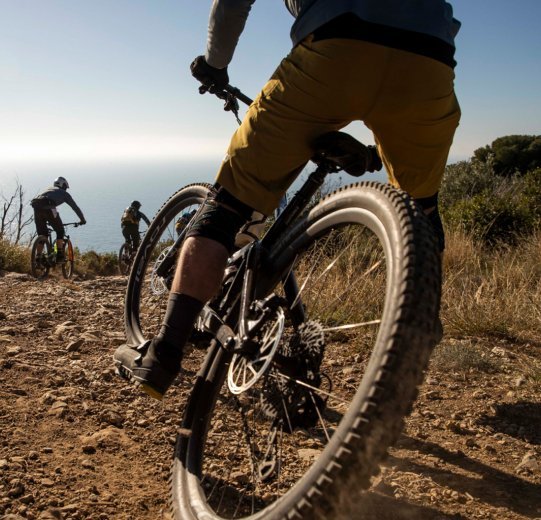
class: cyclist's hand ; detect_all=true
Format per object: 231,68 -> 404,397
190,55 -> 229,91
79,219 -> 86,226
365,146 -> 383,173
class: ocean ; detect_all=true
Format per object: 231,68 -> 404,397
1,160 -> 386,253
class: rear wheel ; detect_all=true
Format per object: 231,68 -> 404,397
30,236 -> 51,280
171,182 -> 442,519
118,243 -> 131,275
124,183 -> 212,344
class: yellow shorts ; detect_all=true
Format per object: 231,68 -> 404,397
216,37 -> 461,215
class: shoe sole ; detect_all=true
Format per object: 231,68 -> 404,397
114,359 -> 165,401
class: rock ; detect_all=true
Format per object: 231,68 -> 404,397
425,390 -> 442,400
37,510 -> 63,520
79,426 -> 134,450
66,339 -> 85,352
514,376 -> 526,387
515,452 -> 539,474
99,410 -> 124,428
8,482 -> 25,498
47,401 -> 68,417
81,459 -> 95,470
19,493 -> 35,504
53,321 -> 78,337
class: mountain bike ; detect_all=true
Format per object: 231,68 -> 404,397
30,223 -> 79,280
123,86 -> 442,519
118,231 -> 145,275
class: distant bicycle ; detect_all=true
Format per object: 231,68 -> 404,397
118,232 -> 145,275
30,222 -> 79,280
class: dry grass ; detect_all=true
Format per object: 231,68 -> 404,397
0,238 -> 30,273
0,239 -> 119,277
442,228 -> 541,344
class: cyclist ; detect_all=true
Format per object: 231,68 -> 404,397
121,200 -> 150,251
174,209 -> 197,236
31,177 -> 86,261
114,0 -> 461,400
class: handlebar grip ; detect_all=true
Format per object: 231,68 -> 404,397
224,85 -> 253,107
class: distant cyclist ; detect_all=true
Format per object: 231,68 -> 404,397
31,177 -> 86,261
121,201 -> 150,250
175,209 -> 197,236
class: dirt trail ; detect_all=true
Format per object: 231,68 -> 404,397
0,271 -> 539,519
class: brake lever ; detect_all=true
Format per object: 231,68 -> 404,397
224,95 -> 239,113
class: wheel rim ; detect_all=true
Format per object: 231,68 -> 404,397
189,222 -> 389,518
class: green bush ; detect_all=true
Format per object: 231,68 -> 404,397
444,192 -> 533,244
76,250 -> 119,276
0,239 -> 29,273
473,134 -> 541,176
441,157 -> 541,245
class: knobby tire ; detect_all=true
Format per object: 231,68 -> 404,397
169,181 -> 442,519
30,236 -> 51,280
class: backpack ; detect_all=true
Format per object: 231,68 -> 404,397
121,207 -> 139,225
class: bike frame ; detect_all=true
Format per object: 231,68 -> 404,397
43,222 -> 78,263
153,86 -> 343,353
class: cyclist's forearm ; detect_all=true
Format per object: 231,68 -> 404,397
72,205 -> 85,222
206,0 -> 255,69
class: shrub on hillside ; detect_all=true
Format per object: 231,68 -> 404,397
76,250 -> 119,276
0,239 -> 30,273
473,134 -> 541,176
441,157 -> 541,244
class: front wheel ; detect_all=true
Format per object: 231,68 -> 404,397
171,181 -> 442,519
30,236 -> 51,280
124,183 -> 212,344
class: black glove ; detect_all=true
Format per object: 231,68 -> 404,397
79,219 -> 86,226
190,55 -> 229,90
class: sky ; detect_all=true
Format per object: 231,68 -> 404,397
1,0 -> 541,167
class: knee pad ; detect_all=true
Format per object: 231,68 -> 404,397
186,187 -> 253,253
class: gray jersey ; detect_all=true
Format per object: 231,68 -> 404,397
206,0 -> 460,69
32,186 -> 86,222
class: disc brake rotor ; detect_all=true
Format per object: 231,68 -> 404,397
227,307 -> 285,395
150,246 -> 172,296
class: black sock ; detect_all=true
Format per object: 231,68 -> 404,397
155,293 -> 204,353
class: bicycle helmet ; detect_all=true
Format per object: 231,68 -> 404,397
130,200 -> 142,209
53,176 -> 69,190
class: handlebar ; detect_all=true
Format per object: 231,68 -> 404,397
223,85 -> 253,107
64,222 -> 81,228
198,84 -> 253,124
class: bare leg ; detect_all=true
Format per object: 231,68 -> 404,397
171,236 -> 229,302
